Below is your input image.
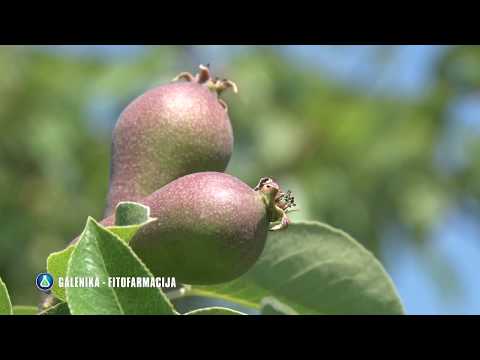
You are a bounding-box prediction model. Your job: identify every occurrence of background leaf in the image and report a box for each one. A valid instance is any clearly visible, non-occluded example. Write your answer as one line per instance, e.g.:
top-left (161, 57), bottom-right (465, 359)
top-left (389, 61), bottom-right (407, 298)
top-left (66, 217), bottom-right (176, 315)
top-left (40, 302), bottom-right (71, 315)
top-left (191, 222), bottom-right (405, 315)
top-left (185, 307), bottom-right (245, 315)
top-left (0, 277), bottom-right (13, 315)
top-left (13, 305), bottom-right (39, 315)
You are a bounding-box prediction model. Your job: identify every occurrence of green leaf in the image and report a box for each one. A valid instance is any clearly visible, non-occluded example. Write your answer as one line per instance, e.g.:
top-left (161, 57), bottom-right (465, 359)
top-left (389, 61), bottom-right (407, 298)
top-left (66, 217), bottom-right (176, 315)
top-left (107, 226), bottom-right (144, 244)
top-left (189, 280), bottom-right (265, 311)
top-left (47, 202), bottom-right (155, 301)
top-left (47, 245), bottom-right (75, 301)
top-left (40, 302), bottom-right (71, 315)
top-left (0, 278), bottom-right (13, 315)
top-left (114, 201), bottom-right (151, 226)
top-left (260, 297), bottom-right (298, 315)
top-left (108, 201), bottom-right (156, 243)
top-left (13, 305), bottom-right (39, 315)
top-left (185, 307), bottom-right (245, 315)
top-left (191, 222), bottom-right (405, 315)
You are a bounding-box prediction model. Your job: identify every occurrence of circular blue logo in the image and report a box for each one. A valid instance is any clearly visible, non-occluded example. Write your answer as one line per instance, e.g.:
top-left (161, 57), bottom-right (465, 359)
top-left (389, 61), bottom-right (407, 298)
top-left (35, 272), bottom-right (54, 292)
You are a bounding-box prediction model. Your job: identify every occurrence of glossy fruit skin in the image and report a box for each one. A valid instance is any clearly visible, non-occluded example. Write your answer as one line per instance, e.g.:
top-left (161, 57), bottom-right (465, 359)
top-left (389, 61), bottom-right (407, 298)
top-left (105, 81), bottom-right (234, 216)
top-left (98, 172), bottom-right (268, 285)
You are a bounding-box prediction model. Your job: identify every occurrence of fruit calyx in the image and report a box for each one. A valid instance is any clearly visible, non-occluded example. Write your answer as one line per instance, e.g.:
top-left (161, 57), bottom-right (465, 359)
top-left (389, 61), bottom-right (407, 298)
top-left (172, 64), bottom-right (238, 110)
top-left (254, 177), bottom-right (297, 231)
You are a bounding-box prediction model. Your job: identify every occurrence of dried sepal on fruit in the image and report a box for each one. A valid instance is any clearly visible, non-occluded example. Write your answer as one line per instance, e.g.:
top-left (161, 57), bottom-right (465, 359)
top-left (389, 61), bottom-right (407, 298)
top-left (172, 64), bottom-right (238, 111)
top-left (254, 177), bottom-right (297, 231)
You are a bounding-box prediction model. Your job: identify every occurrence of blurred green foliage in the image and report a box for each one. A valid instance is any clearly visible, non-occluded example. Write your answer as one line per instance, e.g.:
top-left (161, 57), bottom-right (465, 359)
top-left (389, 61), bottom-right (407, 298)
top-left (1, 45), bottom-right (479, 306)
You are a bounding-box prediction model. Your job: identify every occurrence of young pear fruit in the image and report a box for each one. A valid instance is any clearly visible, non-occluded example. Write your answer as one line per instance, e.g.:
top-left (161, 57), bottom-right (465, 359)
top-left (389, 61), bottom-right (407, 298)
top-left (105, 65), bottom-right (237, 216)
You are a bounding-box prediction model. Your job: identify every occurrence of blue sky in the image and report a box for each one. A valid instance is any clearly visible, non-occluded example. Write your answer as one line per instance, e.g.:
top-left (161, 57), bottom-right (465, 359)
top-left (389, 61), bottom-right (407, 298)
top-left (44, 45), bottom-right (480, 314)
